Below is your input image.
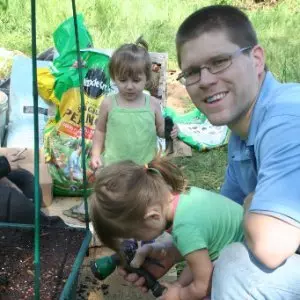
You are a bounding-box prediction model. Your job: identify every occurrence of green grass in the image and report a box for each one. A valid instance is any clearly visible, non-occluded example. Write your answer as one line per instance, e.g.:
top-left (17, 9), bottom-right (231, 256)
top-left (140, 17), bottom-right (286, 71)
top-left (172, 147), bottom-right (228, 192)
top-left (1, 0), bottom-right (299, 81)
top-left (0, 0), bottom-right (299, 189)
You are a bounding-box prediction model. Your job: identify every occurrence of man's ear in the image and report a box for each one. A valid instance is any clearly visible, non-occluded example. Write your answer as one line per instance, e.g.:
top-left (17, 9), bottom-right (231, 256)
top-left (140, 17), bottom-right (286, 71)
top-left (252, 45), bottom-right (265, 76)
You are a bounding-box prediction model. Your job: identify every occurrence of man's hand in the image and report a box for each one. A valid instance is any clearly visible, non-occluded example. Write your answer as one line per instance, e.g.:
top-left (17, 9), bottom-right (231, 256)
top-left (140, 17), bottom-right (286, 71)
top-left (118, 242), bottom-right (182, 293)
top-left (245, 212), bottom-right (300, 269)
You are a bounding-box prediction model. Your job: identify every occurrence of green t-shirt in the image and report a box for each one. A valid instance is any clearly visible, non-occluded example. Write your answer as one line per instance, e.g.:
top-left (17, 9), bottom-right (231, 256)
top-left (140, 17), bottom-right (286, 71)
top-left (172, 187), bottom-right (244, 261)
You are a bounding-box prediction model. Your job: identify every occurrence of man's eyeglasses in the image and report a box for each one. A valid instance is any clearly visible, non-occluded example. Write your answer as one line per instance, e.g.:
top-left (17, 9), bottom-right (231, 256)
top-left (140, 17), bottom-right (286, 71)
top-left (177, 46), bottom-right (252, 86)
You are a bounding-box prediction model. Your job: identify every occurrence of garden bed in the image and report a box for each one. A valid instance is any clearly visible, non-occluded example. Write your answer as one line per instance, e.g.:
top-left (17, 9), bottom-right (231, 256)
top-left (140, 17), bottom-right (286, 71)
top-left (0, 226), bottom-right (85, 300)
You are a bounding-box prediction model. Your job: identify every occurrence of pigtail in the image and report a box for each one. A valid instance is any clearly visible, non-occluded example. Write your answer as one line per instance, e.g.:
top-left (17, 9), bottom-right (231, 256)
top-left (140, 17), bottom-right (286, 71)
top-left (135, 35), bottom-right (149, 51)
top-left (147, 154), bottom-right (187, 193)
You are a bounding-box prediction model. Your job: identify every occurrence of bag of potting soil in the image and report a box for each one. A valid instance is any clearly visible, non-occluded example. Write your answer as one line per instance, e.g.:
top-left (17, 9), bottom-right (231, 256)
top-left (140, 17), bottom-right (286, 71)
top-left (37, 15), bottom-right (111, 196)
top-left (164, 107), bottom-right (230, 151)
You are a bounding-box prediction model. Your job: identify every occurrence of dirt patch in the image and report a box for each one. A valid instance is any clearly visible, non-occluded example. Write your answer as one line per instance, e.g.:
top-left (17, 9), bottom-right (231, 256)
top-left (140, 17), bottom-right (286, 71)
top-left (166, 70), bottom-right (193, 113)
top-left (0, 227), bottom-right (85, 300)
top-left (167, 82), bottom-right (191, 113)
top-left (237, 0), bottom-right (280, 10)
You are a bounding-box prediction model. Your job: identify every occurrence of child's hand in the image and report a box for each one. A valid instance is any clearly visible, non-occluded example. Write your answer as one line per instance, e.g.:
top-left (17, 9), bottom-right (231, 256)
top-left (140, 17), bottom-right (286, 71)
top-left (90, 156), bottom-right (103, 170)
top-left (158, 281), bottom-right (182, 300)
top-left (170, 124), bottom-right (179, 140)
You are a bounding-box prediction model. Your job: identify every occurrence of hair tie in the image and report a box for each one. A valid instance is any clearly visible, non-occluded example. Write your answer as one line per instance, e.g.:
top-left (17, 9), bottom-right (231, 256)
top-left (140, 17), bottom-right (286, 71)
top-left (144, 164), bottom-right (161, 176)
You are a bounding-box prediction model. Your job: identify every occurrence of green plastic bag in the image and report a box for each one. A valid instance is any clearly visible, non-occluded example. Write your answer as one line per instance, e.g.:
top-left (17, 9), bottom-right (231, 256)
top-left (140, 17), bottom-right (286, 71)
top-left (53, 14), bottom-right (93, 69)
top-left (37, 15), bottom-right (111, 196)
top-left (164, 107), bottom-right (230, 151)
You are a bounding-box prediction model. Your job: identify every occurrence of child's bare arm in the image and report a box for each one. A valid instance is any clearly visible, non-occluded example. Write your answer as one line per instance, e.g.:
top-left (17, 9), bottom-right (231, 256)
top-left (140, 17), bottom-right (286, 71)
top-left (91, 98), bottom-right (109, 168)
top-left (162, 249), bottom-right (213, 300)
top-left (179, 249), bottom-right (213, 300)
top-left (151, 97), bottom-right (165, 138)
top-left (177, 264), bottom-right (193, 287)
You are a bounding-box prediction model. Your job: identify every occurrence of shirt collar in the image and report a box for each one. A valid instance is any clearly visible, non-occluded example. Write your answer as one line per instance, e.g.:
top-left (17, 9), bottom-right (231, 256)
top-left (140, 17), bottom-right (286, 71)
top-left (246, 72), bottom-right (280, 146)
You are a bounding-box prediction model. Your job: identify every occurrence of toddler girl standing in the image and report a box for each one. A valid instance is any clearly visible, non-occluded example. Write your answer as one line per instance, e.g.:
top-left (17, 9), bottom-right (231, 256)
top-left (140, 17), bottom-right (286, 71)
top-left (91, 37), bottom-right (171, 169)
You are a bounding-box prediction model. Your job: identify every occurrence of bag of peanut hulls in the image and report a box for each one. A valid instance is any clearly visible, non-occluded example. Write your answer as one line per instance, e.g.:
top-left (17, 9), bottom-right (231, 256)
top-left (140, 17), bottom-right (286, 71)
top-left (37, 15), bottom-right (111, 196)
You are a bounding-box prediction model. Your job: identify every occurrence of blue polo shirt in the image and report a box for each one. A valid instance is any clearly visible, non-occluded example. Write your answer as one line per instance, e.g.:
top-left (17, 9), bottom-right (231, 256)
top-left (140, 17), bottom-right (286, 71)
top-left (221, 72), bottom-right (300, 226)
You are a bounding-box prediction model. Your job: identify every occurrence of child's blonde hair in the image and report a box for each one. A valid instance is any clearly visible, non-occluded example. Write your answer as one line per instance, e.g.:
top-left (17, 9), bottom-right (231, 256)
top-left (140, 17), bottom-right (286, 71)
top-left (109, 36), bottom-right (152, 82)
top-left (90, 155), bottom-right (187, 251)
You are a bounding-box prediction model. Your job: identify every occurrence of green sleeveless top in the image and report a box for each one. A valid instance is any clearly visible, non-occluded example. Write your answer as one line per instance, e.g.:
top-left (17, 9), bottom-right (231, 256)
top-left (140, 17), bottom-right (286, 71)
top-left (103, 93), bottom-right (157, 166)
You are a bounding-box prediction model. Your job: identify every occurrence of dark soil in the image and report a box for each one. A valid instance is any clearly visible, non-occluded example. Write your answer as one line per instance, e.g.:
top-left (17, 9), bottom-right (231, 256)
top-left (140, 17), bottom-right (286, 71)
top-left (0, 227), bottom-right (85, 300)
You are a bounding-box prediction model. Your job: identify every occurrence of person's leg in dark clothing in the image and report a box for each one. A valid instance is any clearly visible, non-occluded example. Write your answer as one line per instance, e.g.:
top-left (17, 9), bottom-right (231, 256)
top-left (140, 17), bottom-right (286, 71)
top-left (6, 168), bottom-right (40, 201)
top-left (0, 186), bottom-right (65, 226)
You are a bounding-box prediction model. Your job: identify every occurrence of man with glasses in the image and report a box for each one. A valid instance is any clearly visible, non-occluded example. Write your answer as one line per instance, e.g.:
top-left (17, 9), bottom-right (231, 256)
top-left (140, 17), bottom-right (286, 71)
top-left (120, 5), bottom-right (300, 299)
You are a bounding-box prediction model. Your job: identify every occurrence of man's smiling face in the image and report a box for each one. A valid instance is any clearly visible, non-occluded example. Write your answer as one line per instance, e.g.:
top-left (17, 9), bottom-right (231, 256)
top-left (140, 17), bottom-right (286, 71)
top-left (179, 30), bottom-right (262, 127)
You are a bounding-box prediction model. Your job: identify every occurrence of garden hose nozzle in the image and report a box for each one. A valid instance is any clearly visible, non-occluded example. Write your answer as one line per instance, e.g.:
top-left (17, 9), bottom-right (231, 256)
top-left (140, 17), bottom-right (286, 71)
top-left (90, 240), bottom-right (166, 297)
top-left (90, 254), bottom-right (120, 280)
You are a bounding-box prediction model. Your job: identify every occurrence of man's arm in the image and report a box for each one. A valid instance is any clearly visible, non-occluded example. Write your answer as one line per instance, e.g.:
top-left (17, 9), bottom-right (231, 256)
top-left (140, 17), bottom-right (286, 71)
top-left (245, 212), bottom-right (300, 269)
top-left (247, 114), bottom-right (300, 268)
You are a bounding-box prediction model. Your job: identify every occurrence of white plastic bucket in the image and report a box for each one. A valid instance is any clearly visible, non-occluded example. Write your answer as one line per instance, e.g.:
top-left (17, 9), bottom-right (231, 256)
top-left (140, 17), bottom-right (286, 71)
top-left (0, 90), bottom-right (8, 146)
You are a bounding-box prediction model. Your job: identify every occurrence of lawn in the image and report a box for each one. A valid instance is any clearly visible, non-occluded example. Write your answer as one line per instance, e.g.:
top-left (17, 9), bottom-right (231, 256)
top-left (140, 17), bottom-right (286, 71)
top-left (1, 0), bottom-right (299, 191)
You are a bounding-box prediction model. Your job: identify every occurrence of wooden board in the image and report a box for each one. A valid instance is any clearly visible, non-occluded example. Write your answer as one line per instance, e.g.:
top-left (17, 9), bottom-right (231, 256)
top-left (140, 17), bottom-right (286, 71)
top-left (149, 52), bottom-right (168, 107)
